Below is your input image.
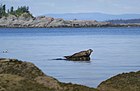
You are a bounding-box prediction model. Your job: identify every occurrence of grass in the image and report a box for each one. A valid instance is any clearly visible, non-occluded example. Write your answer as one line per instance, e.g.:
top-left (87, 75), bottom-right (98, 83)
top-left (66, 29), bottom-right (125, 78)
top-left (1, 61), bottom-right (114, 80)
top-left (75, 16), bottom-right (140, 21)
top-left (97, 71), bottom-right (140, 91)
top-left (0, 58), bottom-right (98, 91)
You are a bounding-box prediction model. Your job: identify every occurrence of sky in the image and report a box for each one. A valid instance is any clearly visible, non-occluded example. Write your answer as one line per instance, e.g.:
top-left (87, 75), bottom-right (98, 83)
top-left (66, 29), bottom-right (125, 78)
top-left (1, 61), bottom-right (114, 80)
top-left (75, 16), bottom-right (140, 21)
top-left (1, 0), bottom-right (140, 16)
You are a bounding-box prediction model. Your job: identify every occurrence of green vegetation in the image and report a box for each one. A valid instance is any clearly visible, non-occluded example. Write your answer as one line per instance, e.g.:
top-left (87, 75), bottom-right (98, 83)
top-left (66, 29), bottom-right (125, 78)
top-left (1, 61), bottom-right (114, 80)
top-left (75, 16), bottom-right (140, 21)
top-left (97, 71), bottom-right (140, 91)
top-left (0, 58), bottom-right (98, 91)
top-left (1, 58), bottom-right (139, 91)
top-left (107, 19), bottom-right (140, 24)
top-left (0, 4), bottom-right (33, 18)
top-left (59, 82), bottom-right (99, 91)
top-left (0, 4), bottom-right (7, 17)
top-left (0, 74), bottom-right (54, 91)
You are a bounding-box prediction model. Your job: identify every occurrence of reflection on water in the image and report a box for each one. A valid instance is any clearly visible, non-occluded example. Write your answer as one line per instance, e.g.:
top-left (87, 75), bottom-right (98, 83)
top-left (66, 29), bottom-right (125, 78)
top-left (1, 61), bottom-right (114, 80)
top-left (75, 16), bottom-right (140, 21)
top-left (0, 27), bottom-right (140, 87)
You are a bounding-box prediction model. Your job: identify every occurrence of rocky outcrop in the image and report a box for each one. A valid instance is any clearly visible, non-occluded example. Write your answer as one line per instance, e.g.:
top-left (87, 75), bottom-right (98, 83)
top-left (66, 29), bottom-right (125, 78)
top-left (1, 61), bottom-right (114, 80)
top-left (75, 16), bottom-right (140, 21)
top-left (0, 58), bottom-right (60, 89)
top-left (0, 14), bottom-right (112, 28)
top-left (0, 74), bottom-right (52, 91)
top-left (0, 58), bottom-right (98, 91)
top-left (64, 49), bottom-right (93, 61)
top-left (97, 71), bottom-right (140, 91)
top-left (0, 58), bottom-right (140, 91)
top-left (0, 14), bottom-right (140, 28)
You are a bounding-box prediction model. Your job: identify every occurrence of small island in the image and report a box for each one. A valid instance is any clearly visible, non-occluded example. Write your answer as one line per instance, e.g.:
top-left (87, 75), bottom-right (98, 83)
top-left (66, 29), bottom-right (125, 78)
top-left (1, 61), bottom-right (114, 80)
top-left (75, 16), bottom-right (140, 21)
top-left (0, 5), bottom-right (140, 28)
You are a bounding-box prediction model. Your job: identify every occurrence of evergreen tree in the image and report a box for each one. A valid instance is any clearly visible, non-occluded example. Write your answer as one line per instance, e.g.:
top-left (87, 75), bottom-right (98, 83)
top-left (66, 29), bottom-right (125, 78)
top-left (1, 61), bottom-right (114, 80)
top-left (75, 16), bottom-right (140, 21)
top-left (0, 4), bottom-right (33, 18)
top-left (10, 6), bottom-right (14, 13)
top-left (2, 4), bottom-right (6, 16)
top-left (7, 9), bottom-right (10, 13)
top-left (3, 4), bottom-right (6, 13)
top-left (0, 4), bottom-right (3, 18)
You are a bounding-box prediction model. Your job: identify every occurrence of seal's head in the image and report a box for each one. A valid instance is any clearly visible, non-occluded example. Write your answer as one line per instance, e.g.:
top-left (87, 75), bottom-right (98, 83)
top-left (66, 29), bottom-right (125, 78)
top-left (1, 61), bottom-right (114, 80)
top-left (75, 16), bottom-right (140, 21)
top-left (87, 49), bottom-right (93, 54)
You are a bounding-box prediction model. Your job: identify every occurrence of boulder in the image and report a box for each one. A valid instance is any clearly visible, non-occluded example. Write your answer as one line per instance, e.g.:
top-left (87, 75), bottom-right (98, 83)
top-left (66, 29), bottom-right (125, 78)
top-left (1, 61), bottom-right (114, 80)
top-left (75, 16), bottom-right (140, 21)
top-left (18, 13), bottom-right (33, 21)
top-left (47, 18), bottom-right (69, 27)
top-left (30, 16), bottom-right (54, 27)
top-left (64, 49), bottom-right (93, 61)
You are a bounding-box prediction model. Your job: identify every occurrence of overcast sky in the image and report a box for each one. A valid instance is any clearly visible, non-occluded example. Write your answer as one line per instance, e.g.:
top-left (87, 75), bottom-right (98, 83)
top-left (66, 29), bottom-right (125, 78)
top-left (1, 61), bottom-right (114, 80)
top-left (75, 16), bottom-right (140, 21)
top-left (1, 0), bottom-right (140, 16)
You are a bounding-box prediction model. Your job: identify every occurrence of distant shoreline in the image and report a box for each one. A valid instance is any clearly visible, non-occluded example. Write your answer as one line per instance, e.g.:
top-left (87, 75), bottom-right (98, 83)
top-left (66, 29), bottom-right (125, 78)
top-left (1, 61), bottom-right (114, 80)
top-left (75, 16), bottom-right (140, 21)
top-left (0, 5), bottom-right (140, 28)
top-left (0, 13), bottom-right (140, 28)
top-left (0, 23), bottom-right (140, 28)
top-left (0, 25), bottom-right (140, 28)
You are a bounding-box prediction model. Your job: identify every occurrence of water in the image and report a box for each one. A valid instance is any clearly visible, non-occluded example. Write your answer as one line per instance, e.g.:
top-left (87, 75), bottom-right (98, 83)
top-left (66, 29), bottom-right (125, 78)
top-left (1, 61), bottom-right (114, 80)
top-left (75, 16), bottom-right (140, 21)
top-left (0, 27), bottom-right (140, 87)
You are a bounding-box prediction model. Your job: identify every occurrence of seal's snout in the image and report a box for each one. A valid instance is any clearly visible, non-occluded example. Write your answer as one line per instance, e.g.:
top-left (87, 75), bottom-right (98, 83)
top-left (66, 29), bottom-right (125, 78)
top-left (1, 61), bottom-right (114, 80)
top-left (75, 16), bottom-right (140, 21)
top-left (87, 49), bottom-right (93, 54)
top-left (89, 49), bottom-right (93, 52)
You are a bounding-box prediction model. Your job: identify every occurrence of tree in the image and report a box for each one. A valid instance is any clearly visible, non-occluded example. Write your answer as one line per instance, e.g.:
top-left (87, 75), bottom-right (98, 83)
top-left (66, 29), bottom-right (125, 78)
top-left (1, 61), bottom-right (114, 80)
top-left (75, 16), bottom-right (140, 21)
top-left (7, 9), bottom-right (10, 13)
top-left (14, 6), bottom-right (30, 16)
top-left (3, 4), bottom-right (5, 13)
top-left (2, 4), bottom-right (6, 16)
top-left (0, 4), bottom-right (33, 18)
top-left (0, 4), bottom-right (6, 17)
top-left (10, 6), bottom-right (14, 13)
top-left (0, 4), bottom-right (3, 18)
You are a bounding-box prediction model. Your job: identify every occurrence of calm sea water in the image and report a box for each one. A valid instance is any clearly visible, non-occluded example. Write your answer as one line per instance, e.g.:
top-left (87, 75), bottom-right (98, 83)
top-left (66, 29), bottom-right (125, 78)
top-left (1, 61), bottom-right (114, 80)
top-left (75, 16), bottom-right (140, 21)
top-left (0, 28), bottom-right (140, 87)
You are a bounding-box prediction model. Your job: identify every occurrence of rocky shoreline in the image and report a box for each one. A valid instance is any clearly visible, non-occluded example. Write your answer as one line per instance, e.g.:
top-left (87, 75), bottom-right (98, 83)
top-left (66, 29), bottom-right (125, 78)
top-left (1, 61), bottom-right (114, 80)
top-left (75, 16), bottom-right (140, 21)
top-left (0, 13), bottom-right (140, 28)
top-left (0, 58), bottom-right (97, 91)
top-left (0, 58), bottom-right (139, 91)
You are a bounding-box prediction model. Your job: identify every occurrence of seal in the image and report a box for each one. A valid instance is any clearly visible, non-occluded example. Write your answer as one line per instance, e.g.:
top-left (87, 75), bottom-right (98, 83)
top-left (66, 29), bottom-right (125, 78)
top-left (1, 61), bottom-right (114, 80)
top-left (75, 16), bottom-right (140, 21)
top-left (64, 49), bottom-right (93, 61)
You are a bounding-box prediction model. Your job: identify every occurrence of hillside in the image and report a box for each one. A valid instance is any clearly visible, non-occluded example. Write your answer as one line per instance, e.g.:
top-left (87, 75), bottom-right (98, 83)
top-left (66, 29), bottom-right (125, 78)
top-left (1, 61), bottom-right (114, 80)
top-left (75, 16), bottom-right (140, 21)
top-left (0, 58), bottom-right (98, 91)
top-left (107, 19), bottom-right (140, 24)
top-left (45, 13), bottom-right (140, 21)
top-left (0, 58), bottom-right (140, 91)
top-left (98, 71), bottom-right (140, 91)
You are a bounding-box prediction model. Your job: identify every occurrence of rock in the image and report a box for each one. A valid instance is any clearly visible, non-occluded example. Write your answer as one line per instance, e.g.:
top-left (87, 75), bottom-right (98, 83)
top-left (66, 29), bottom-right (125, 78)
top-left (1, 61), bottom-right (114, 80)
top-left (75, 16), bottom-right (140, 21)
top-left (0, 58), bottom-right (98, 91)
top-left (64, 49), bottom-right (93, 61)
top-left (97, 71), bottom-right (140, 91)
top-left (0, 14), bottom-right (114, 28)
top-left (70, 20), bottom-right (97, 27)
top-left (0, 58), bottom-right (60, 90)
top-left (47, 18), bottom-right (71, 27)
top-left (0, 58), bottom-right (45, 79)
top-left (28, 16), bottom-right (54, 27)
top-left (18, 12), bottom-right (33, 21)
top-left (6, 14), bottom-right (18, 21)
top-left (1, 58), bottom-right (139, 91)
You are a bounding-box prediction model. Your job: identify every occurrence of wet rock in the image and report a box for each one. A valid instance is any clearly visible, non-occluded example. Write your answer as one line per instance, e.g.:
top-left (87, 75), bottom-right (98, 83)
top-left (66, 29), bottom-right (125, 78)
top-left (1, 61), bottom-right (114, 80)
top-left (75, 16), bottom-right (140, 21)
top-left (64, 49), bottom-right (93, 61)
